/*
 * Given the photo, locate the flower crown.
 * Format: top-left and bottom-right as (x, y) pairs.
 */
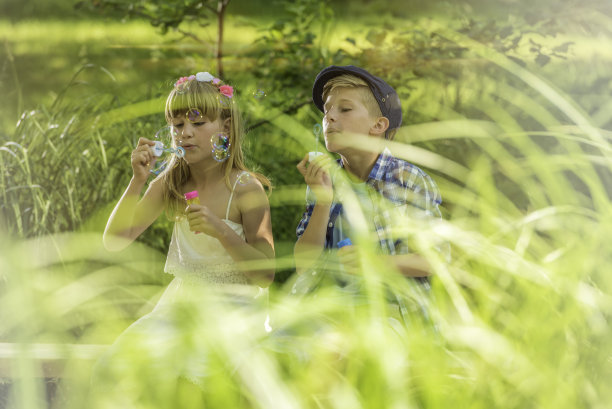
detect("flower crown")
(174, 72), (234, 98)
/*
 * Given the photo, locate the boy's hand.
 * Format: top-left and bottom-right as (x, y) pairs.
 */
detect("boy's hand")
(131, 137), (157, 182)
(297, 153), (334, 204)
(185, 203), (227, 238)
(338, 245), (362, 274)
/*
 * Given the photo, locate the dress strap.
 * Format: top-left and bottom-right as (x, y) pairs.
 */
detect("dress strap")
(225, 172), (245, 220)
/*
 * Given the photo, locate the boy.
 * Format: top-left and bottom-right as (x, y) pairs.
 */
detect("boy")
(294, 65), (444, 287)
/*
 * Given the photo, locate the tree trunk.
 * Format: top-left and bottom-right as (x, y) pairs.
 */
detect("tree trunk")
(216, 0), (230, 78)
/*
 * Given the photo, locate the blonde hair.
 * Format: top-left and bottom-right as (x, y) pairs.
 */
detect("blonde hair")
(158, 78), (271, 217)
(322, 74), (382, 118)
(322, 74), (397, 140)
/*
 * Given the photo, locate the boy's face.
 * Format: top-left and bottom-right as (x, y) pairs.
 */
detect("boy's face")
(322, 87), (382, 155)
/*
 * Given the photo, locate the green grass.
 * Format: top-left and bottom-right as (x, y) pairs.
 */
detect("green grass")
(1, 6), (612, 409)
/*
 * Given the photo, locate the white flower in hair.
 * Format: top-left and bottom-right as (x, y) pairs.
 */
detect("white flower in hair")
(196, 72), (215, 82)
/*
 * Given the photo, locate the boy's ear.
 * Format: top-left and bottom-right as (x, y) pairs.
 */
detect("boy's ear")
(370, 116), (389, 137)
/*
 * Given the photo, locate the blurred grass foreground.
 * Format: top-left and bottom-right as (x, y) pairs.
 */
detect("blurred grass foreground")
(2, 0), (612, 408)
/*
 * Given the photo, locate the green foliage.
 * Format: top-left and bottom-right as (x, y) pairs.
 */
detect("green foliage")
(79, 0), (222, 32)
(2, 3), (612, 408)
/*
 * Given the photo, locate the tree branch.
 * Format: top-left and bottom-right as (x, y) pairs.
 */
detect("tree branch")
(246, 99), (311, 133)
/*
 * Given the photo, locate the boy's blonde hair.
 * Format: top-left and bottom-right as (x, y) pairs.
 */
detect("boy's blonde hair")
(322, 74), (383, 119)
(322, 74), (398, 139)
(159, 79), (271, 217)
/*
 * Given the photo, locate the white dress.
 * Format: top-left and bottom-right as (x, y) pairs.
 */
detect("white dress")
(96, 176), (267, 387)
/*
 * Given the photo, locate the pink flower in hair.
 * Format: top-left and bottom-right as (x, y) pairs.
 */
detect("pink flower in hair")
(212, 78), (221, 85)
(175, 76), (190, 87)
(219, 85), (234, 98)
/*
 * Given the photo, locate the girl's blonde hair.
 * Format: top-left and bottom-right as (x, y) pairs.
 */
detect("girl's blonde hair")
(158, 78), (272, 217)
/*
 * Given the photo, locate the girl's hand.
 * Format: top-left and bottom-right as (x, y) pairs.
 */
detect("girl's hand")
(338, 245), (361, 274)
(185, 203), (228, 238)
(296, 153), (334, 204)
(131, 137), (156, 181)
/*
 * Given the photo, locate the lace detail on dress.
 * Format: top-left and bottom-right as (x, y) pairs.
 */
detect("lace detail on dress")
(164, 217), (250, 285)
(165, 261), (249, 285)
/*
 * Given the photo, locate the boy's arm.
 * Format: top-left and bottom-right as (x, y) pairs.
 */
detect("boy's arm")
(294, 153), (334, 274)
(338, 246), (431, 277)
(294, 201), (332, 274)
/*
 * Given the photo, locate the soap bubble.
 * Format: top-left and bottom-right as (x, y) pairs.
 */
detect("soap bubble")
(155, 125), (178, 142)
(175, 82), (189, 95)
(212, 149), (229, 162)
(150, 126), (184, 175)
(313, 124), (322, 137)
(217, 94), (230, 108)
(253, 89), (266, 100)
(211, 133), (230, 151)
(187, 108), (203, 123)
(237, 171), (251, 185)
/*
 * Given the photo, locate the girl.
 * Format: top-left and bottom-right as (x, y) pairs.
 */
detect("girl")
(97, 72), (275, 393)
(104, 71), (274, 287)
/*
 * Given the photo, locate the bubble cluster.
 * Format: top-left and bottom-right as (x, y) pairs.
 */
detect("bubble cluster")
(211, 132), (231, 162)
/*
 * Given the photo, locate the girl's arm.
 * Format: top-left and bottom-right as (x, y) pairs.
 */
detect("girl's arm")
(103, 138), (165, 251)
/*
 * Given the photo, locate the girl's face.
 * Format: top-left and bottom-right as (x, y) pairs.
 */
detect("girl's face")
(170, 110), (226, 164)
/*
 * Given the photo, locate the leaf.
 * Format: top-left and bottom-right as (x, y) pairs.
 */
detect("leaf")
(507, 55), (526, 67)
(553, 41), (574, 53)
(535, 53), (551, 66)
(499, 26), (513, 39)
(366, 29), (387, 46)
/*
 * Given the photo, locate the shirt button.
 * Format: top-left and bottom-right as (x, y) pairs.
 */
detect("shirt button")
(328, 222), (333, 227)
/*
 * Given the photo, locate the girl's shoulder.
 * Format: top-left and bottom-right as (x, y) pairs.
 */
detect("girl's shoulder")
(231, 169), (265, 194)
(230, 169), (269, 210)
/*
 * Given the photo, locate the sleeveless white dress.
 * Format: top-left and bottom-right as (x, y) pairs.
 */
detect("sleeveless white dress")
(95, 176), (268, 387)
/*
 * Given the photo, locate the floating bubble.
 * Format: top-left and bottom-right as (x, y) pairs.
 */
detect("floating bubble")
(217, 94), (230, 108)
(212, 149), (229, 162)
(313, 123), (322, 137)
(175, 83), (189, 95)
(211, 133), (230, 151)
(150, 126), (184, 175)
(237, 171), (251, 185)
(155, 125), (178, 141)
(187, 108), (203, 123)
(253, 89), (266, 100)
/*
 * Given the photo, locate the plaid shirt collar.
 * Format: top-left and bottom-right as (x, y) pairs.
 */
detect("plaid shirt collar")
(336, 147), (393, 184)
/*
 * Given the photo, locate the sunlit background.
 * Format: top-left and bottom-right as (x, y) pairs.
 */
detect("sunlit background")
(1, 0), (611, 408)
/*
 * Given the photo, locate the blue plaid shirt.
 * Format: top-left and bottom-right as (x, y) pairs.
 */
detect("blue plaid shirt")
(296, 148), (442, 255)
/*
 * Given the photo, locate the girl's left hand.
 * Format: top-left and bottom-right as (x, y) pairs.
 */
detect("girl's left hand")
(185, 204), (228, 238)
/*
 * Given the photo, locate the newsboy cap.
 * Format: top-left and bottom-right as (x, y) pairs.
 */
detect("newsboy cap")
(312, 65), (402, 132)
